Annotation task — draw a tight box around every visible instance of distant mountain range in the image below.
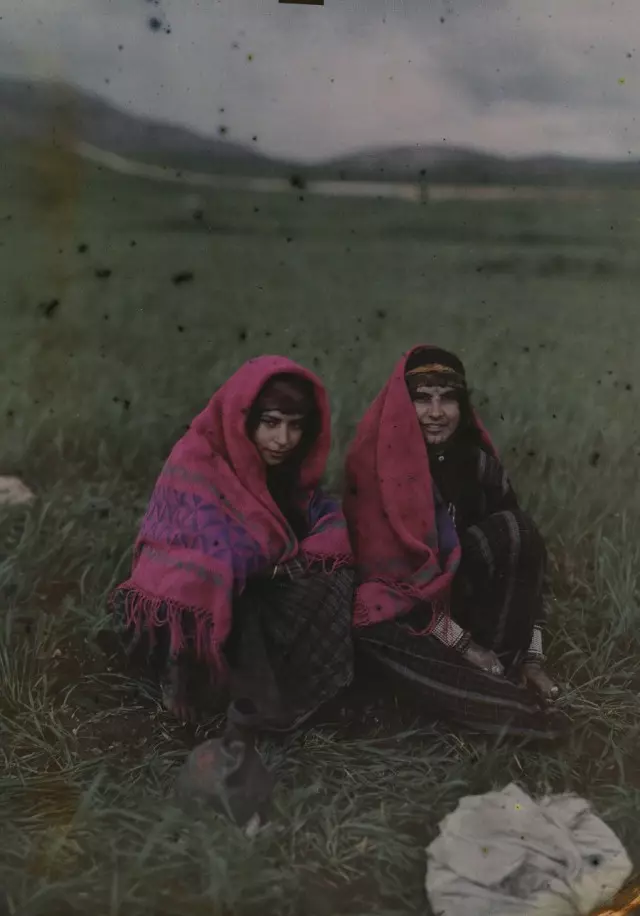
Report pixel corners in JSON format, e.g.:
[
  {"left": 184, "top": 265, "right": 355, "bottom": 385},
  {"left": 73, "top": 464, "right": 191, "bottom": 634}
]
[{"left": 2, "top": 76, "right": 640, "bottom": 187}]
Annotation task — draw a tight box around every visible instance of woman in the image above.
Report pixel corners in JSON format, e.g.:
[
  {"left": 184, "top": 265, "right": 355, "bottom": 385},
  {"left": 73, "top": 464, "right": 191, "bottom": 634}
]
[
  {"left": 111, "top": 356, "right": 354, "bottom": 730},
  {"left": 343, "top": 345, "right": 561, "bottom": 739}
]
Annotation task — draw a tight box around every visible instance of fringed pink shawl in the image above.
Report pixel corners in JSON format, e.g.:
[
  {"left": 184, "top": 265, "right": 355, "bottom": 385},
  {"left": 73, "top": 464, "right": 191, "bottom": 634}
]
[
  {"left": 343, "top": 345, "right": 494, "bottom": 628},
  {"left": 113, "top": 356, "right": 352, "bottom": 671}
]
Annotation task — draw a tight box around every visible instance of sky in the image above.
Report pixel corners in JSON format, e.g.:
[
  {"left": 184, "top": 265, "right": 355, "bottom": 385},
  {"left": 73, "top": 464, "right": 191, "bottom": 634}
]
[{"left": 0, "top": 0, "right": 638, "bottom": 162}]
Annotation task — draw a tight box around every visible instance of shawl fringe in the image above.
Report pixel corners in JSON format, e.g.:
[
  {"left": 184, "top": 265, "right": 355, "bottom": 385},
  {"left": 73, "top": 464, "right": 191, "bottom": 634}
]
[{"left": 111, "top": 583, "right": 228, "bottom": 678}]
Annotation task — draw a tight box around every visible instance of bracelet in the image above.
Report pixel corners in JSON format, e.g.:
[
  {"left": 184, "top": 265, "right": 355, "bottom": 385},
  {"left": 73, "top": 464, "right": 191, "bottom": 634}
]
[
  {"left": 455, "top": 632, "right": 473, "bottom": 654},
  {"left": 526, "top": 625, "right": 545, "bottom": 662}
]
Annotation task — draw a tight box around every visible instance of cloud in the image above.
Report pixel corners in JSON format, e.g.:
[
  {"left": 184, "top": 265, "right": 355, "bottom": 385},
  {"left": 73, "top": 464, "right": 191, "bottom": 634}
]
[{"left": 0, "top": 0, "right": 639, "bottom": 160}]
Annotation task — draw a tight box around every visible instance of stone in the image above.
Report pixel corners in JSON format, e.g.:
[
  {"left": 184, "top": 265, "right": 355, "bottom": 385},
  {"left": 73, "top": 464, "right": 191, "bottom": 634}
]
[{"left": 0, "top": 477, "right": 35, "bottom": 506}]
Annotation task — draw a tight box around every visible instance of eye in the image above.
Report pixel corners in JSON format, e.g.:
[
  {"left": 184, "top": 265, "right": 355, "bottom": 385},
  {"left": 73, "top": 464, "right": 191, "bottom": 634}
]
[
  {"left": 262, "top": 417, "right": 279, "bottom": 429},
  {"left": 290, "top": 421, "right": 303, "bottom": 432}
]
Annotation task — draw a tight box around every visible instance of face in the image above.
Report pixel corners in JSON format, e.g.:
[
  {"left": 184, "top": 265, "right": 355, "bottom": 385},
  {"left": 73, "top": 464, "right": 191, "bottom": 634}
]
[
  {"left": 412, "top": 386, "right": 461, "bottom": 445},
  {"left": 253, "top": 410, "right": 306, "bottom": 466}
]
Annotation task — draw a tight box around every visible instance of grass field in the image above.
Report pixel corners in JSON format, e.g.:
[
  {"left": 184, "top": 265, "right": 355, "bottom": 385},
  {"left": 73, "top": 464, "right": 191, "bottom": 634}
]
[{"left": 3, "top": 144, "right": 640, "bottom": 914}]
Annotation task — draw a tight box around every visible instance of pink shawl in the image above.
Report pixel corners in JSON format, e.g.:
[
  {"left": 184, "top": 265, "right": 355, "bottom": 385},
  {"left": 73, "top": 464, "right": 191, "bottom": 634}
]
[
  {"left": 113, "top": 356, "right": 352, "bottom": 670},
  {"left": 343, "top": 345, "right": 494, "bottom": 628}
]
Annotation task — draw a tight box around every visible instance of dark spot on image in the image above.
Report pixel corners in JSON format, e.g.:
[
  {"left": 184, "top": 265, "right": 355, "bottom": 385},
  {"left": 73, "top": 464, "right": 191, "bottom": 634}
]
[
  {"left": 95, "top": 268, "right": 112, "bottom": 279},
  {"left": 172, "top": 271, "right": 194, "bottom": 285},
  {"left": 192, "top": 209, "right": 204, "bottom": 221},
  {"left": 218, "top": 125, "right": 228, "bottom": 136},
  {"left": 289, "top": 174, "right": 306, "bottom": 190},
  {"left": 177, "top": 325, "right": 185, "bottom": 333},
  {"left": 130, "top": 240, "right": 137, "bottom": 247},
  {"left": 589, "top": 451, "right": 601, "bottom": 468},
  {"left": 626, "top": 383, "right": 633, "bottom": 391},
  {"left": 77, "top": 243, "right": 89, "bottom": 254},
  {"left": 103, "top": 314, "right": 110, "bottom": 321},
  {"left": 39, "top": 299, "right": 60, "bottom": 318},
  {"left": 238, "top": 328, "right": 248, "bottom": 342},
  {"left": 254, "top": 207, "right": 260, "bottom": 213},
  {"left": 286, "top": 237, "right": 293, "bottom": 243},
  {"left": 148, "top": 16, "right": 163, "bottom": 31},
  {"left": 376, "top": 309, "right": 387, "bottom": 319}
]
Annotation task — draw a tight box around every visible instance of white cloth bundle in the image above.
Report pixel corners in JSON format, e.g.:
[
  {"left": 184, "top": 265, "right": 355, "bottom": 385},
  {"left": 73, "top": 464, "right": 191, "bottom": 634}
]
[{"left": 426, "top": 783, "right": 632, "bottom": 916}]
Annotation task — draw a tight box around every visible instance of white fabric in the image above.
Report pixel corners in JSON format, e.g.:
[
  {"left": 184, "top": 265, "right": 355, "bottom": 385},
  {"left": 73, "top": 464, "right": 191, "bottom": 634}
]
[{"left": 426, "top": 783, "right": 632, "bottom": 916}]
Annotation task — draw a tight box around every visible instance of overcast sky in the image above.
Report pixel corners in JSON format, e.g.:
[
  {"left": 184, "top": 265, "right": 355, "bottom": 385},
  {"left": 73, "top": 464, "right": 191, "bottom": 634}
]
[{"left": 0, "top": 0, "right": 638, "bottom": 162}]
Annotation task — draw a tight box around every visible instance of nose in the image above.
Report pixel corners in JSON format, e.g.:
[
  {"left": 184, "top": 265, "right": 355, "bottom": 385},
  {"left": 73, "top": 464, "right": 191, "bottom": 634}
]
[
  {"left": 427, "top": 396, "right": 443, "bottom": 418},
  {"left": 274, "top": 424, "right": 289, "bottom": 447}
]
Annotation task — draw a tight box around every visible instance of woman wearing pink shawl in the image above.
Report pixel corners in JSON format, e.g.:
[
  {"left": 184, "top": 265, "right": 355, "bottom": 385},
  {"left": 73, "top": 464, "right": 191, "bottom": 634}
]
[
  {"left": 111, "top": 356, "right": 354, "bottom": 729},
  {"left": 344, "top": 346, "right": 562, "bottom": 739}
]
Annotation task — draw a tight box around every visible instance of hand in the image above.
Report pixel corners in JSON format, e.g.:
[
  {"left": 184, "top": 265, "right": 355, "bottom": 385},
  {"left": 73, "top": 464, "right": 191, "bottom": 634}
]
[
  {"left": 522, "top": 661, "right": 560, "bottom": 703},
  {"left": 462, "top": 641, "right": 504, "bottom": 676}
]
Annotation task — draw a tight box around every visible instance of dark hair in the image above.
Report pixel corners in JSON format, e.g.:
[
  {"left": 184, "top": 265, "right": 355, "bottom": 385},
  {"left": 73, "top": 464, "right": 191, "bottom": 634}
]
[
  {"left": 246, "top": 373, "right": 320, "bottom": 463},
  {"left": 246, "top": 373, "right": 319, "bottom": 539},
  {"left": 405, "top": 346, "right": 466, "bottom": 378}
]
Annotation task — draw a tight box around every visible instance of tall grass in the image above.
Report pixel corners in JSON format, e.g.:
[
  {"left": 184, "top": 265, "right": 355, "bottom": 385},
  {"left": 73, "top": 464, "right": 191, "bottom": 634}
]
[{"left": 2, "top": 156, "right": 640, "bottom": 913}]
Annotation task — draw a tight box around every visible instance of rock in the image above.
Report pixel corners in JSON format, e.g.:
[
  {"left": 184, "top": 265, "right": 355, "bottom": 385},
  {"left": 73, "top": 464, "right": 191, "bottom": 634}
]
[{"left": 0, "top": 477, "right": 35, "bottom": 506}]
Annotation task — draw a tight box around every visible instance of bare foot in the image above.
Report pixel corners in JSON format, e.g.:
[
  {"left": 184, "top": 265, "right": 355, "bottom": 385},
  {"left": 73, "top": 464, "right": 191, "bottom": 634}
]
[
  {"left": 161, "top": 659, "right": 198, "bottom": 724},
  {"left": 522, "top": 662, "right": 560, "bottom": 704}
]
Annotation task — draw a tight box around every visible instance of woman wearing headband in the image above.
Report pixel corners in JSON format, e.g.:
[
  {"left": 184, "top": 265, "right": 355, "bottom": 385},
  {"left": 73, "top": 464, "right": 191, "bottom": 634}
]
[{"left": 344, "top": 345, "right": 561, "bottom": 738}]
